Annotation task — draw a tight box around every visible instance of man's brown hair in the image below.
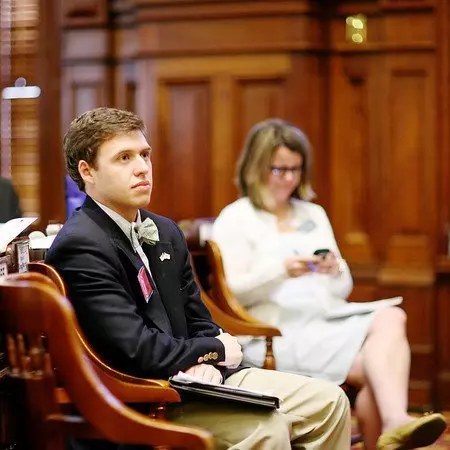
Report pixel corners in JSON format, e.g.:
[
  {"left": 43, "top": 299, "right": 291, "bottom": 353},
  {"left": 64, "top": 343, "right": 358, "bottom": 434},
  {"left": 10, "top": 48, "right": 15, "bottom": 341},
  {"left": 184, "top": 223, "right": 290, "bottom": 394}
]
[{"left": 64, "top": 107, "right": 146, "bottom": 191}]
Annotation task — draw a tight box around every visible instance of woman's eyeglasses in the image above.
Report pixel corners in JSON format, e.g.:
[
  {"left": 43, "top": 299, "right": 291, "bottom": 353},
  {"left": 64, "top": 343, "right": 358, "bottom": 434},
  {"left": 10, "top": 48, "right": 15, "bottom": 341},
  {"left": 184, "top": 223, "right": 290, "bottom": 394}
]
[{"left": 270, "top": 166, "right": 302, "bottom": 177}]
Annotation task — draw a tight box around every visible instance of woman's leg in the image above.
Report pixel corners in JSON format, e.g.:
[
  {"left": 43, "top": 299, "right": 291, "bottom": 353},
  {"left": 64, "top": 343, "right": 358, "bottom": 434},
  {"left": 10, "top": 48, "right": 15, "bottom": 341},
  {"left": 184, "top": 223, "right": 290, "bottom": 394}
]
[
  {"left": 346, "top": 353, "right": 381, "bottom": 450},
  {"left": 358, "top": 306, "right": 412, "bottom": 431},
  {"left": 347, "top": 307, "right": 411, "bottom": 446},
  {"left": 355, "top": 386, "right": 382, "bottom": 450},
  {"left": 348, "top": 306, "right": 446, "bottom": 448}
]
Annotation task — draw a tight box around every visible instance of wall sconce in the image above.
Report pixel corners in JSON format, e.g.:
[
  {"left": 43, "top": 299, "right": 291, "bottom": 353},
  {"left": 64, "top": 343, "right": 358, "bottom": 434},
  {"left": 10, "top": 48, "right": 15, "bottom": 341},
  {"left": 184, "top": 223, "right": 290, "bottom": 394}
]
[
  {"left": 2, "top": 77, "right": 41, "bottom": 100},
  {"left": 346, "top": 14, "right": 367, "bottom": 44}
]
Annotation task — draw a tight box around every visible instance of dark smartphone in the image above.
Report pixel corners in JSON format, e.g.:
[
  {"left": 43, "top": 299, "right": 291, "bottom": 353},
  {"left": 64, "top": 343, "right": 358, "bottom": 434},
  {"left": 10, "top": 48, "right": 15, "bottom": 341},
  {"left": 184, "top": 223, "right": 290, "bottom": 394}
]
[{"left": 313, "top": 248, "right": 330, "bottom": 258}]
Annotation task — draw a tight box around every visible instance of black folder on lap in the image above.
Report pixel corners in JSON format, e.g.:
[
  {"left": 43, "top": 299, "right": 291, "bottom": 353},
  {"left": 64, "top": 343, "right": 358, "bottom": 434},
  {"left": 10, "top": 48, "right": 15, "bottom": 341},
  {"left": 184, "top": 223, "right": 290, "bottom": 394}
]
[{"left": 169, "top": 375, "right": 280, "bottom": 409}]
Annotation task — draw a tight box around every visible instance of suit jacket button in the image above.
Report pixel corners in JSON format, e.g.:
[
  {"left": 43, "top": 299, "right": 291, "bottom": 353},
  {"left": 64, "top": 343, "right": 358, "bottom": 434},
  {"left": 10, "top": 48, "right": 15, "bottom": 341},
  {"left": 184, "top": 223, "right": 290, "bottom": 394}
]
[
  {"left": 212, "top": 352, "right": 218, "bottom": 360},
  {"left": 204, "top": 354, "right": 209, "bottom": 361}
]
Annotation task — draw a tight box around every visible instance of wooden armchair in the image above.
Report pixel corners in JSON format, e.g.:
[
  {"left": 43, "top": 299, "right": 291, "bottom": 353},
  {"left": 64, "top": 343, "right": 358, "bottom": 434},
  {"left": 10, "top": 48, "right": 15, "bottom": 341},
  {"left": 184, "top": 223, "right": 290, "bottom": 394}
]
[
  {"left": 179, "top": 218, "right": 281, "bottom": 370},
  {"left": 203, "top": 240, "right": 282, "bottom": 370},
  {"left": 25, "top": 264, "right": 177, "bottom": 406},
  {"left": 28, "top": 259, "right": 280, "bottom": 375},
  {"left": 0, "top": 277, "right": 213, "bottom": 450}
]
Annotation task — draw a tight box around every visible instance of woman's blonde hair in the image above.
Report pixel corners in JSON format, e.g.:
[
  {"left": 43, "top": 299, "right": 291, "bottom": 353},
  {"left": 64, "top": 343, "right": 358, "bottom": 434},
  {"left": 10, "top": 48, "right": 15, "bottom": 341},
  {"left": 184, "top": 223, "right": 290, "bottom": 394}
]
[{"left": 236, "top": 118, "right": 315, "bottom": 210}]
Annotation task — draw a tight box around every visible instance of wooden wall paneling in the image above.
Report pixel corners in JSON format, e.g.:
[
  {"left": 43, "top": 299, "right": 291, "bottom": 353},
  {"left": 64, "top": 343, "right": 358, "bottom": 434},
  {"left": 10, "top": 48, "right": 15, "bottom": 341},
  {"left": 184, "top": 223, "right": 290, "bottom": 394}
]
[
  {"left": 62, "top": 0, "right": 108, "bottom": 28},
  {"left": 151, "top": 79, "right": 212, "bottom": 220},
  {"left": 435, "top": 0, "right": 450, "bottom": 411},
  {"left": 378, "top": 52, "right": 436, "bottom": 278},
  {"left": 140, "top": 54, "right": 293, "bottom": 219},
  {"left": 133, "top": 0, "right": 317, "bottom": 19},
  {"left": 331, "top": 7, "right": 434, "bottom": 52},
  {"left": 379, "top": 0, "right": 436, "bottom": 11},
  {"left": 436, "top": 0, "right": 450, "bottom": 257},
  {"left": 38, "top": 0, "right": 65, "bottom": 225},
  {"left": 376, "top": 9, "right": 438, "bottom": 411},
  {"left": 233, "top": 76, "right": 287, "bottom": 163},
  {"left": 113, "top": 25, "right": 139, "bottom": 110},
  {"left": 328, "top": 2, "right": 438, "bottom": 408},
  {"left": 131, "top": 0, "right": 322, "bottom": 217},
  {"left": 62, "top": 25, "right": 113, "bottom": 129},
  {"left": 62, "top": 65, "right": 113, "bottom": 133},
  {"left": 113, "top": 63, "right": 137, "bottom": 111},
  {"left": 285, "top": 54, "right": 329, "bottom": 208},
  {"left": 436, "top": 270, "right": 450, "bottom": 409},
  {"left": 348, "top": 280, "right": 379, "bottom": 302},
  {"left": 378, "top": 285, "right": 436, "bottom": 408},
  {"left": 136, "top": 4, "right": 321, "bottom": 57},
  {"left": 63, "top": 29, "right": 111, "bottom": 61},
  {"left": 150, "top": 55, "right": 293, "bottom": 81},
  {"left": 220, "top": 74, "right": 290, "bottom": 212},
  {"left": 136, "top": 59, "right": 158, "bottom": 148},
  {"left": 211, "top": 74, "right": 235, "bottom": 214},
  {"left": 329, "top": 54, "right": 381, "bottom": 269}
]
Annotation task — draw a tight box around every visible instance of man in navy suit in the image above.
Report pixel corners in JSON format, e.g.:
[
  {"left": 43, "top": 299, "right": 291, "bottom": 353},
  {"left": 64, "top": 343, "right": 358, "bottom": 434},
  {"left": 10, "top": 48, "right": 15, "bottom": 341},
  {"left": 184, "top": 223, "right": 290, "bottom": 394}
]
[
  {"left": 46, "top": 107, "right": 350, "bottom": 450},
  {"left": 0, "top": 176, "right": 22, "bottom": 223}
]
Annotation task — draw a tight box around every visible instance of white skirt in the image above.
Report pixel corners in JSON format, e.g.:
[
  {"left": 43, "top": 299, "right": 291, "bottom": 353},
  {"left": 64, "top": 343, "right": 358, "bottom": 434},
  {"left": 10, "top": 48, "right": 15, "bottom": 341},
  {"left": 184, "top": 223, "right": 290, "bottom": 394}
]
[{"left": 242, "top": 278, "right": 377, "bottom": 385}]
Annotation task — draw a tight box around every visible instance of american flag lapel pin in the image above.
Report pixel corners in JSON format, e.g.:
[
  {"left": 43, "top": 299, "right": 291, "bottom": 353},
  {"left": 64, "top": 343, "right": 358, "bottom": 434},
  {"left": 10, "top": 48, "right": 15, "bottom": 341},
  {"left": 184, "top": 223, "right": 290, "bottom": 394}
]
[{"left": 159, "top": 252, "right": 170, "bottom": 262}]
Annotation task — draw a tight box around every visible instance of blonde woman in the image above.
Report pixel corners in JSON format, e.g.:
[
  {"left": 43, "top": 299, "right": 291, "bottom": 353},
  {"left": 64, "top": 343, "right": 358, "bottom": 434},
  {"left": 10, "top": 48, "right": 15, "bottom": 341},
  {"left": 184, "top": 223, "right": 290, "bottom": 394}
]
[{"left": 212, "top": 118, "right": 446, "bottom": 450}]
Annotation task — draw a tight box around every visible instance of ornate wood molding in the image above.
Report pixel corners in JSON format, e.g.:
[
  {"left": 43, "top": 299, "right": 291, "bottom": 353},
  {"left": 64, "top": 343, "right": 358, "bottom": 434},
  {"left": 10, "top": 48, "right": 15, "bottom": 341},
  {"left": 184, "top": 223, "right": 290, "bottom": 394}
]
[{"left": 62, "top": 0, "right": 108, "bottom": 27}]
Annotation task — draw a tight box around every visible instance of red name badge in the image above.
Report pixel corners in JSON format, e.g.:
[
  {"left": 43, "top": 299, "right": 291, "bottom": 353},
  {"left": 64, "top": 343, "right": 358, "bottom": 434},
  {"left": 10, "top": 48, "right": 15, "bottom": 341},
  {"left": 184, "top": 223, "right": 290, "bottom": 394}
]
[{"left": 137, "top": 266, "right": 153, "bottom": 302}]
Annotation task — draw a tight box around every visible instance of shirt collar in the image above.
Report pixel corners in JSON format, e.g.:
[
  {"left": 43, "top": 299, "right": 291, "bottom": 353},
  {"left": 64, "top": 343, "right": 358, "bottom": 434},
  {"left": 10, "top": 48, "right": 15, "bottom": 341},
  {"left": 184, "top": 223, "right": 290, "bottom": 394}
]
[{"left": 93, "top": 199, "right": 142, "bottom": 247}]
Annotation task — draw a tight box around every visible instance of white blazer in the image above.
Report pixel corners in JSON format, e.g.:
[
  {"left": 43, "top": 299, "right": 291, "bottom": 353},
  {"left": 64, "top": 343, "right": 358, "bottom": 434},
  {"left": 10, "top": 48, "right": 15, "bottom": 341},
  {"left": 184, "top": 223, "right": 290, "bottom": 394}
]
[{"left": 212, "top": 197, "right": 353, "bottom": 326}]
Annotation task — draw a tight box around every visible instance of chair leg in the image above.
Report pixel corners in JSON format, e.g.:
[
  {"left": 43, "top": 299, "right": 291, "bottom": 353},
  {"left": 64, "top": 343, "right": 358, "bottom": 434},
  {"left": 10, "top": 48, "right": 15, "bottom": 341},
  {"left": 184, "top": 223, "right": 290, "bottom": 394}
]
[{"left": 263, "top": 337, "right": 276, "bottom": 370}]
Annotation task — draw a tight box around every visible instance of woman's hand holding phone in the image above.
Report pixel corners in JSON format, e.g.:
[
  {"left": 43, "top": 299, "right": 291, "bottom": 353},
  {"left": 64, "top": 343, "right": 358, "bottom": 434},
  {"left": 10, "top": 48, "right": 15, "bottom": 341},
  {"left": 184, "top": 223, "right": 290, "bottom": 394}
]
[
  {"left": 285, "top": 249, "right": 341, "bottom": 277},
  {"left": 284, "top": 254, "right": 320, "bottom": 277},
  {"left": 312, "top": 249, "right": 340, "bottom": 276}
]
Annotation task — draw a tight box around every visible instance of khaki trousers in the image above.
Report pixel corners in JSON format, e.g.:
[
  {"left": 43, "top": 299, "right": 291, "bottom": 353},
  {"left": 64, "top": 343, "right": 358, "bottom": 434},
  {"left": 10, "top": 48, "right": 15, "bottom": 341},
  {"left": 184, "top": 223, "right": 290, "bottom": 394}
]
[{"left": 167, "top": 368, "right": 351, "bottom": 449}]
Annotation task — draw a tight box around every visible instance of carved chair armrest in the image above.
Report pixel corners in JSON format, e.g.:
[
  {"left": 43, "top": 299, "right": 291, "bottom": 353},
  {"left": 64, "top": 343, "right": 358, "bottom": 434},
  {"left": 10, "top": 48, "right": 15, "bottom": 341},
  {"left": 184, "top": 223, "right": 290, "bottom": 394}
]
[
  {"left": 94, "top": 370, "right": 181, "bottom": 403},
  {"left": 205, "top": 241, "right": 273, "bottom": 324},
  {"left": 46, "top": 414, "right": 101, "bottom": 440},
  {"left": 202, "top": 292, "right": 281, "bottom": 337},
  {"left": 55, "top": 379, "right": 179, "bottom": 404},
  {"left": 46, "top": 408, "right": 214, "bottom": 449}
]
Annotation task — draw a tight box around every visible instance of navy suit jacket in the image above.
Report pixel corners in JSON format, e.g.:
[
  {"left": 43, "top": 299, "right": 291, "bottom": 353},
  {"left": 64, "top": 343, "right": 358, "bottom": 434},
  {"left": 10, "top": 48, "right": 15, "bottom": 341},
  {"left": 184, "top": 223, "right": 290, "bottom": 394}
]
[
  {"left": 0, "top": 177, "right": 22, "bottom": 223},
  {"left": 46, "top": 196, "right": 241, "bottom": 380}
]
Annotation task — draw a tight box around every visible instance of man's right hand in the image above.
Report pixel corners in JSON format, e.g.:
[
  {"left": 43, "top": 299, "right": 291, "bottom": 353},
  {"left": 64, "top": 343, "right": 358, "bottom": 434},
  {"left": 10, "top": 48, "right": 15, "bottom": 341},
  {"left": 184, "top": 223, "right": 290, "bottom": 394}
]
[{"left": 215, "top": 332, "right": 243, "bottom": 368}]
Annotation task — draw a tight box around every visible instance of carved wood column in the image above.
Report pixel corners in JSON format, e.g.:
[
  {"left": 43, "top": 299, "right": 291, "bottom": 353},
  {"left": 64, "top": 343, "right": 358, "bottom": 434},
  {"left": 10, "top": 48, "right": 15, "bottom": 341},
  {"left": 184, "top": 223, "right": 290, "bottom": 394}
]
[{"left": 38, "top": 0, "right": 65, "bottom": 226}]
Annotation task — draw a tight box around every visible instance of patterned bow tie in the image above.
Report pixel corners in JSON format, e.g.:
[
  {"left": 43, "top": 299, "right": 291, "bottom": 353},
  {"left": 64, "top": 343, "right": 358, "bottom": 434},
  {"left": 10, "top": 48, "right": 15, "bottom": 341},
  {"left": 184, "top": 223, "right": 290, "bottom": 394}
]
[{"left": 132, "top": 218, "right": 159, "bottom": 246}]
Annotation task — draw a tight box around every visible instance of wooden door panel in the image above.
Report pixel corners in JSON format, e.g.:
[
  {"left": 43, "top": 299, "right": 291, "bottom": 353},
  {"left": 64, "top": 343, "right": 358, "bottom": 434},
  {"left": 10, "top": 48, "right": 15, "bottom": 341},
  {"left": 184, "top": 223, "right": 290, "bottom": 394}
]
[
  {"left": 152, "top": 80, "right": 212, "bottom": 220},
  {"left": 329, "top": 54, "right": 381, "bottom": 266}
]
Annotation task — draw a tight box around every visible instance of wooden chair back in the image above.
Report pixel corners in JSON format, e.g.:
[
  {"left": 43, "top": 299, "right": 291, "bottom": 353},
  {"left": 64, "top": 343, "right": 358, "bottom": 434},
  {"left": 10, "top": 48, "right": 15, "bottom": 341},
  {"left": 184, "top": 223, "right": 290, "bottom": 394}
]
[
  {"left": 205, "top": 241, "right": 262, "bottom": 323},
  {"left": 204, "top": 240, "right": 281, "bottom": 370},
  {"left": 179, "top": 218, "right": 281, "bottom": 370},
  {"left": 28, "top": 261, "right": 66, "bottom": 295},
  {"left": 25, "top": 264, "right": 179, "bottom": 402},
  {"left": 0, "top": 277, "right": 213, "bottom": 449},
  {"left": 190, "top": 259, "right": 280, "bottom": 337}
]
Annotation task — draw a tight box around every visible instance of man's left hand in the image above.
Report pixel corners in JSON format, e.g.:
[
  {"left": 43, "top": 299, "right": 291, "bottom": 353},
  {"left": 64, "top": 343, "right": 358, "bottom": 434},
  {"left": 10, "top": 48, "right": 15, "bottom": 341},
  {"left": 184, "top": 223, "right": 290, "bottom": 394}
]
[{"left": 185, "top": 364, "right": 223, "bottom": 384}]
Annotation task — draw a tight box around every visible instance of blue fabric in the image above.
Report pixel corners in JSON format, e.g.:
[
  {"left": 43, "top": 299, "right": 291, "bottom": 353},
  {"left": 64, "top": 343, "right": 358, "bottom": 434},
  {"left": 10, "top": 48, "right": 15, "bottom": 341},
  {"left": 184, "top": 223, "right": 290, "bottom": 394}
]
[{"left": 66, "top": 175, "right": 86, "bottom": 218}]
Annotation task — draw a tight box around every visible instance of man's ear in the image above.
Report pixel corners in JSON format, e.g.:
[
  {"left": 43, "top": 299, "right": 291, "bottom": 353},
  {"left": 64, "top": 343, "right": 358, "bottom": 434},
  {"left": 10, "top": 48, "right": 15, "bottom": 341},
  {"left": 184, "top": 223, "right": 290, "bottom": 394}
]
[{"left": 78, "top": 160, "right": 95, "bottom": 187}]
